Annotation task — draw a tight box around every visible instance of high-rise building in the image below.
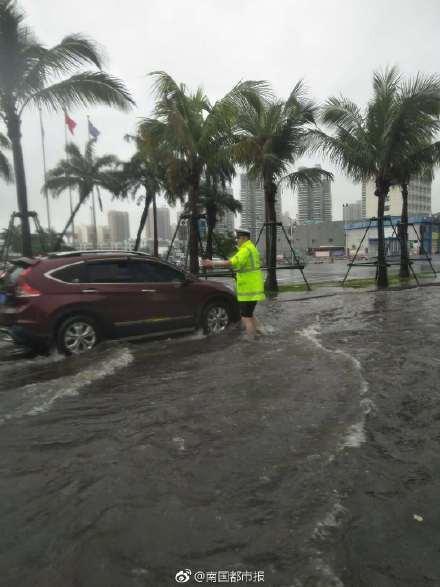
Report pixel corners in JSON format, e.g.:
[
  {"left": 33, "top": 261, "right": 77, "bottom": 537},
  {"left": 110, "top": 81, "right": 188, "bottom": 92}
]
[
  {"left": 342, "top": 201, "right": 362, "bottom": 222},
  {"left": 239, "top": 174, "right": 282, "bottom": 250},
  {"left": 361, "top": 182, "right": 367, "bottom": 218},
  {"left": 215, "top": 187, "right": 237, "bottom": 236},
  {"left": 145, "top": 207, "right": 171, "bottom": 240},
  {"left": 364, "top": 176, "right": 431, "bottom": 218},
  {"left": 107, "top": 210, "right": 130, "bottom": 245},
  {"left": 215, "top": 209, "right": 235, "bottom": 235},
  {"left": 76, "top": 224, "right": 96, "bottom": 246},
  {"left": 97, "top": 225, "right": 111, "bottom": 247},
  {"left": 297, "top": 165, "right": 332, "bottom": 223},
  {"left": 281, "top": 212, "right": 293, "bottom": 228}
]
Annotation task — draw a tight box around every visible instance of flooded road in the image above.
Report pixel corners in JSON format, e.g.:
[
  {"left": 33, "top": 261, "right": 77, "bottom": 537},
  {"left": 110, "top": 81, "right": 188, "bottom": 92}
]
[{"left": 1, "top": 286, "right": 440, "bottom": 586}]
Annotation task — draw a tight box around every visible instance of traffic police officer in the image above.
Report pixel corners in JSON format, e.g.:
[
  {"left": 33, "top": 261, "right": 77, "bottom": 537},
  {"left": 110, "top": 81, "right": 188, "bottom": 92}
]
[{"left": 201, "top": 228, "right": 265, "bottom": 339}]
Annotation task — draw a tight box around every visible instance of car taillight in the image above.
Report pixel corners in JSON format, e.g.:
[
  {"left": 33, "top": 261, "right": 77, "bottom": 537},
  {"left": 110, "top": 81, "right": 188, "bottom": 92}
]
[{"left": 15, "top": 268, "right": 41, "bottom": 298}]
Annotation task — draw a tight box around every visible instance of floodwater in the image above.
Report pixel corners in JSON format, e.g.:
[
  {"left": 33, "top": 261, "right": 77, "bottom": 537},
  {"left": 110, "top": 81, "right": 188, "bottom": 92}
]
[
  {"left": 1, "top": 285, "right": 440, "bottom": 586},
  {"left": 272, "top": 255, "right": 440, "bottom": 284}
]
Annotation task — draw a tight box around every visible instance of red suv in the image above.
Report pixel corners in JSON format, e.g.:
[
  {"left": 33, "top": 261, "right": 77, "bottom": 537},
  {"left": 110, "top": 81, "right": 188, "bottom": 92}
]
[{"left": 0, "top": 251, "right": 239, "bottom": 355}]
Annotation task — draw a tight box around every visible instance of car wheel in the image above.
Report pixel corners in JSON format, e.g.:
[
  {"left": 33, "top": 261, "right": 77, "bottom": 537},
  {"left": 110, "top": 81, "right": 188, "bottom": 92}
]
[
  {"left": 56, "top": 315, "right": 100, "bottom": 355},
  {"left": 202, "top": 301, "right": 231, "bottom": 335}
]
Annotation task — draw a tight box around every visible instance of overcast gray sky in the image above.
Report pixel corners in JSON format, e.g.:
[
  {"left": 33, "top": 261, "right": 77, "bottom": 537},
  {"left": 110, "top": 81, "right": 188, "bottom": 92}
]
[{"left": 2, "top": 0, "right": 440, "bottom": 235}]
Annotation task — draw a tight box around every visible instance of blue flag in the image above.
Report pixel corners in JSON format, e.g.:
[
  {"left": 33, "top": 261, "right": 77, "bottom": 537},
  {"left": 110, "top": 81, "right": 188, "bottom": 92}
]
[{"left": 88, "top": 119, "right": 100, "bottom": 140}]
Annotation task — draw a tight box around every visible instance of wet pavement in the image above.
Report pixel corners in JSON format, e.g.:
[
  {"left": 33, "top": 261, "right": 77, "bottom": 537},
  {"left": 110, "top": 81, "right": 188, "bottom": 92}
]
[{"left": 1, "top": 285, "right": 440, "bottom": 586}]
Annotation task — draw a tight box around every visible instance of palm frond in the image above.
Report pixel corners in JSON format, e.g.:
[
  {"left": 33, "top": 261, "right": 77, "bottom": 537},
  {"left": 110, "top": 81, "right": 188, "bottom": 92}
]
[
  {"left": 0, "top": 0, "right": 33, "bottom": 90},
  {"left": 21, "top": 70, "right": 134, "bottom": 114},
  {"left": 0, "top": 131, "right": 10, "bottom": 149},
  {"left": 279, "top": 167, "right": 333, "bottom": 190},
  {"left": 373, "top": 66, "right": 401, "bottom": 98},
  {"left": 308, "top": 128, "right": 375, "bottom": 182},
  {"left": 44, "top": 174, "right": 82, "bottom": 197},
  {"left": 149, "top": 70, "right": 183, "bottom": 101},
  {"left": 65, "top": 141, "right": 83, "bottom": 162},
  {"left": 94, "top": 153, "right": 120, "bottom": 170},
  {"left": 0, "top": 148, "right": 12, "bottom": 181},
  {"left": 84, "top": 138, "right": 96, "bottom": 163},
  {"left": 19, "top": 34, "right": 104, "bottom": 97},
  {"left": 43, "top": 34, "right": 103, "bottom": 71},
  {"left": 320, "top": 96, "right": 364, "bottom": 133}
]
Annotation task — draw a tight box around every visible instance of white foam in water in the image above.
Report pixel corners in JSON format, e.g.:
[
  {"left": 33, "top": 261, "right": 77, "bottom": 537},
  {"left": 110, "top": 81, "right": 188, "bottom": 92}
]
[
  {"left": 312, "top": 501, "right": 347, "bottom": 540},
  {"left": 299, "top": 324, "right": 364, "bottom": 585},
  {"left": 299, "top": 319, "right": 374, "bottom": 450},
  {"left": 172, "top": 436, "right": 185, "bottom": 451},
  {"left": 308, "top": 500, "right": 346, "bottom": 586},
  {"left": 311, "top": 558, "right": 344, "bottom": 587},
  {"left": 0, "top": 347, "right": 133, "bottom": 423},
  {"left": 343, "top": 421, "right": 366, "bottom": 448},
  {"left": 0, "top": 349, "right": 65, "bottom": 376}
]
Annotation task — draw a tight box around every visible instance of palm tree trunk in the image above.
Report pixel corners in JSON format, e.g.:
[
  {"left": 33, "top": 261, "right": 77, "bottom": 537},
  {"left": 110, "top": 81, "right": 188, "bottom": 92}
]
[
  {"left": 264, "top": 179, "right": 278, "bottom": 291},
  {"left": 152, "top": 192, "right": 158, "bottom": 257},
  {"left": 7, "top": 112, "right": 32, "bottom": 257},
  {"left": 188, "top": 179, "right": 200, "bottom": 274},
  {"left": 134, "top": 193, "right": 152, "bottom": 251},
  {"left": 55, "top": 193, "right": 87, "bottom": 251},
  {"left": 375, "top": 180, "right": 389, "bottom": 289},
  {"left": 205, "top": 205, "right": 217, "bottom": 259},
  {"left": 399, "top": 183, "right": 410, "bottom": 278}
]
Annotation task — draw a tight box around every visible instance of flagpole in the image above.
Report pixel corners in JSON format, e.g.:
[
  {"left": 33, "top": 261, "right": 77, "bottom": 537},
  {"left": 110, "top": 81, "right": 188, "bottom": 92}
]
[
  {"left": 38, "top": 106, "right": 51, "bottom": 232},
  {"left": 64, "top": 118, "right": 75, "bottom": 246},
  {"left": 87, "top": 115, "right": 98, "bottom": 249}
]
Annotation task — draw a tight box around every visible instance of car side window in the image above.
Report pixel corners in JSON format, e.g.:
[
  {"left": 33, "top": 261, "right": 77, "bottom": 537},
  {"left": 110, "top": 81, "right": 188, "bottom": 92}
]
[
  {"left": 134, "top": 261, "right": 185, "bottom": 283},
  {"left": 52, "top": 263, "right": 86, "bottom": 283},
  {"left": 87, "top": 260, "right": 137, "bottom": 283}
]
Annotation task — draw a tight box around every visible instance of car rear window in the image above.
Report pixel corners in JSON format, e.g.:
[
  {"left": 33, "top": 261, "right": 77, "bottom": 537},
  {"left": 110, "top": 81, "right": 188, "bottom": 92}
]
[
  {"left": 87, "top": 260, "right": 137, "bottom": 283},
  {"left": 133, "top": 261, "right": 185, "bottom": 283},
  {"left": 52, "top": 263, "right": 86, "bottom": 283}
]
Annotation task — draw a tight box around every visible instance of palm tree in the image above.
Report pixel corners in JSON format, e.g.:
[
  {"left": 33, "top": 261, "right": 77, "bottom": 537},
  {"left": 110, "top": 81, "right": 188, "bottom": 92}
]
[
  {"left": 139, "top": 71, "right": 266, "bottom": 274},
  {"left": 395, "top": 154, "right": 439, "bottom": 278},
  {"left": 44, "top": 140, "right": 119, "bottom": 249},
  {"left": 314, "top": 67, "right": 440, "bottom": 288},
  {"left": 0, "top": 131, "right": 12, "bottom": 182},
  {"left": 390, "top": 75, "right": 440, "bottom": 277},
  {"left": 199, "top": 181, "right": 241, "bottom": 259},
  {"left": 111, "top": 152, "right": 165, "bottom": 253},
  {"left": 0, "top": 0, "right": 134, "bottom": 257},
  {"left": 233, "top": 81, "right": 333, "bottom": 291}
]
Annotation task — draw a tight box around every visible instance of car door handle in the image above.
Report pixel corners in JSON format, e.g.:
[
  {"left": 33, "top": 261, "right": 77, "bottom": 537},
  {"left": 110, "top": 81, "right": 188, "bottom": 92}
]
[
  {"left": 141, "top": 289, "right": 157, "bottom": 293},
  {"left": 81, "top": 289, "right": 98, "bottom": 293}
]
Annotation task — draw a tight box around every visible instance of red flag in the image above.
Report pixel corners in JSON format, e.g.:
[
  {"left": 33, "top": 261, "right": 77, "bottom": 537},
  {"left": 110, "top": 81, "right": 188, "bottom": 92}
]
[{"left": 64, "top": 112, "right": 77, "bottom": 135}]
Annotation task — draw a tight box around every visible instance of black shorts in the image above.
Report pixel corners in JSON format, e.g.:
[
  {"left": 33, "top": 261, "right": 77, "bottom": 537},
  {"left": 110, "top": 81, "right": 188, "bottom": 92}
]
[{"left": 239, "top": 301, "right": 257, "bottom": 318}]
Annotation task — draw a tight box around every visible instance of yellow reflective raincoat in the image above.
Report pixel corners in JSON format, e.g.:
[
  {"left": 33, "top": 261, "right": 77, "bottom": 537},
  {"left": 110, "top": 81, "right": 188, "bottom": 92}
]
[{"left": 229, "top": 240, "right": 266, "bottom": 302}]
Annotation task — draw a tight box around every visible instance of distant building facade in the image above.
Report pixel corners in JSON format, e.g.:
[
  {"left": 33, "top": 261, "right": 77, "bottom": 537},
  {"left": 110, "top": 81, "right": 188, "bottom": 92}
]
[
  {"left": 97, "top": 225, "right": 111, "bottom": 247},
  {"left": 240, "top": 174, "right": 265, "bottom": 242},
  {"left": 363, "top": 176, "right": 431, "bottom": 218},
  {"left": 345, "top": 216, "right": 438, "bottom": 257},
  {"left": 239, "top": 173, "right": 282, "bottom": 255},
  {"left": 361, "top": 181, "right": 367, "bottom": 218},
  {"left": 215, "top": 209, "right": 235, "bottom": 236},
  {"left": 107, "top": 210, "right": 130, "bottom": 244},
  {"left": 290, "top": 220, "right": 345, "bottom": 256},
  {"left": 145, "top": 207, "right": 171, "bottom": 241},
  {"left": 77, "top": 224, "right": 96, "bottom": 246},
  {"left": 342, "top": 201, "right": 363, "bottom": 222},
  {"left": 297, "top": 165, "right": 332, "bottom": 223},
  {"left": 214, "top": 185, "right": 236, "bottom": 236}
]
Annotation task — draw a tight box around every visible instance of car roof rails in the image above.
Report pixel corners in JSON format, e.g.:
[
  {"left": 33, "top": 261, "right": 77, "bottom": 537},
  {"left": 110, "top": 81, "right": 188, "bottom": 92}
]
[{"left": 47, "top": 250, "right": 154, "bottom": 259}]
